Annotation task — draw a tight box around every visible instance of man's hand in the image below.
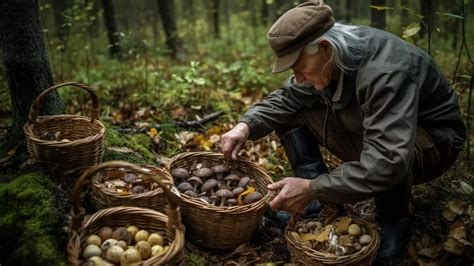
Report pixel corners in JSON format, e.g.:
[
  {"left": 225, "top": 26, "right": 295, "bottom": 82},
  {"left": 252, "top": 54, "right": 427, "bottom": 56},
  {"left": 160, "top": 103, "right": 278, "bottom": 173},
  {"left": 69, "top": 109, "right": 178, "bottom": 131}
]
[
  {"left": 267, "top": 177, "right": 312, "bottom": 213},
  {"left": 220, "top": 122, "right": 250, "bottom": 161}
]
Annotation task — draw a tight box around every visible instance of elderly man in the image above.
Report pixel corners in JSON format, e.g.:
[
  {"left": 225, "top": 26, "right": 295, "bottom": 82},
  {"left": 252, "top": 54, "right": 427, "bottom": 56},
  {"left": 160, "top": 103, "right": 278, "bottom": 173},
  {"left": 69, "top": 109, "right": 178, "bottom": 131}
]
[{"left": 220, "top": 1, "right": 465, "bottom": 258}]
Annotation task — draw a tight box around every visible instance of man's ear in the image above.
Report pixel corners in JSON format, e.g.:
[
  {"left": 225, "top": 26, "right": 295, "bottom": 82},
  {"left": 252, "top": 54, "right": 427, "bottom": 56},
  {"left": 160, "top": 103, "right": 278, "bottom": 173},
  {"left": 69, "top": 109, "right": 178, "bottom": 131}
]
[{"left": 319, "top": 40, "right": 331, "bottom": 53}]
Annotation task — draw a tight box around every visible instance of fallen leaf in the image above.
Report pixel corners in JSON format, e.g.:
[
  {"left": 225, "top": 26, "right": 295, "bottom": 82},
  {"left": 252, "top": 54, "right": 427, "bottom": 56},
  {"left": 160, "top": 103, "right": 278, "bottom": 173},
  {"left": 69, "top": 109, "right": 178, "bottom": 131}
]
[
  {"left": 334, "top": 216, "right": 352, "bottom": 234},
  {"left": 300, "top": 233, "right": 319, "bottom": 241},
  {"left": 237, "top": 187, "right": 256, "bottom": 205},
  {"left": 447, "top": 199, "right": 464, "bottom": 215},
  {"left": 315, "top": 225, "right": 333, "bottom": 242},
  {"left": 448, "top": 220, "right": 466, "bottom": 241},
  {"left": 147, "top": 127, "right": 159, "bottom": 139},
  {"left": 444, "top": 238, "right": 464, "bottom": 255}
]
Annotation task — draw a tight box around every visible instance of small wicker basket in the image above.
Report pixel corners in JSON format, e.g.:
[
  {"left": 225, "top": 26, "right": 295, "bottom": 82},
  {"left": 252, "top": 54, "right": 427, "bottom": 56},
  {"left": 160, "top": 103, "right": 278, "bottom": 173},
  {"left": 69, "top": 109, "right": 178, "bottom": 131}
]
[
  {"left": 68, "top": 161, "right": 185, "bottom": 265},
  {"left": 91, "top": 163, "right": 173, "bottom": 212},
  {"left": 167, "top": 151, "right": 274, "bottom": 250},
  {"left": 285, "top": 216, "right": 380, "bottom": 265},
  {"left": 23, "top": 81, "right": 105, "bottom": 175}
]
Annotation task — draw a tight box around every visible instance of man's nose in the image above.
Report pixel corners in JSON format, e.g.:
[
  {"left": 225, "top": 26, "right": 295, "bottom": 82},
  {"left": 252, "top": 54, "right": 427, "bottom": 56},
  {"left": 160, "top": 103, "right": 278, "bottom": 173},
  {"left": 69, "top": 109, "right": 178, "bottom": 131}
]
[{"left": 294, "top": 72, "right": 305, "bottom": 83}]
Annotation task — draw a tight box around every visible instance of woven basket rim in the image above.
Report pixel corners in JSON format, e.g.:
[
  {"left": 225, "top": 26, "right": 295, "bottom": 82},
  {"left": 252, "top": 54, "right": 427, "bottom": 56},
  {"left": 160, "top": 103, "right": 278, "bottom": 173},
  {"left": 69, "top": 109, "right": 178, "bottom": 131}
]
[
  {"left": 24, "top": 114, "right": 105, "bottom": 145},
  {"left": 91, "top": 164, "right": 172, "bottom": 199},
  {"left": 167, "top": 151, "right": 273, "bottom": 213},
  {"left": 285, "top": 215, "right": 380, "bottom": 263}
]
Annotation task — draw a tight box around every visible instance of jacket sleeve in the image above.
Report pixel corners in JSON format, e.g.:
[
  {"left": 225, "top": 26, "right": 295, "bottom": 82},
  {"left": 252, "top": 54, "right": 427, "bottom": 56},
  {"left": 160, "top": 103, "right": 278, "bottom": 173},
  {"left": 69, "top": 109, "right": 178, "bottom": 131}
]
[
  {"left": 309, "top": 69, "right": 419, "bottom": 204},
  {"left": 240, "top": 77, "right": 319, "bottom": 140}
]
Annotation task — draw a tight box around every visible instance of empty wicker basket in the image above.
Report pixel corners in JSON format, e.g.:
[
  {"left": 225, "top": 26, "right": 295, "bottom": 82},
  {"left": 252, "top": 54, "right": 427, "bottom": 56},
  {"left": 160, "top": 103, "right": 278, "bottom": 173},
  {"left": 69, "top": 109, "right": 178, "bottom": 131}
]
[
  {"left": 68, "top": 161, "right": 185, "bottom": 265},
  {"left": 91, "top": 163, "right": 173, "bottom": 212},
  {"left": 23, "top": 81, "right": 105, "bottom": 175},
  {"left": 285, "top": 216, "right": 380, "bottom": 265},
  {"left": 167, "top": 151, "right": 273, "bottom": 250}
]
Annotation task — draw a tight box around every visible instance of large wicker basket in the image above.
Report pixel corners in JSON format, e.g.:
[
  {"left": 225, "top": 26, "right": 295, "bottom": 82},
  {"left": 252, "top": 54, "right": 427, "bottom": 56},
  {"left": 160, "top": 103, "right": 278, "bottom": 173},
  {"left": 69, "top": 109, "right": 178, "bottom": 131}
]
[
  {"left": 167, "top": 151, "right": 274, "bottom": 250},
  {"left": 91, "top": 163, "right": 173, "bottom": 212},
  {"left": 23, "top": 81, "right": 105, "bottom": 175},
  {"left": 285, "top": 216, "right": 380, "bottom": 265},
  {"left": 68, "top": 161, "right": 185, "bottom": 265}
]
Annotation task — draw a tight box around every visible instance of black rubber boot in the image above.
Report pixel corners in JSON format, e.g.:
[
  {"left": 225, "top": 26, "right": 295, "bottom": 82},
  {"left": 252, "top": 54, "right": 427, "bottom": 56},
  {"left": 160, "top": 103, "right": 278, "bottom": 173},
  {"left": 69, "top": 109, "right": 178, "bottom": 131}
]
[
  {"left": 377, "top": 217, "right": 410, "bottom": 258},
  {"left": 267, "top": 126, "right": 329, "bottom": 229}
]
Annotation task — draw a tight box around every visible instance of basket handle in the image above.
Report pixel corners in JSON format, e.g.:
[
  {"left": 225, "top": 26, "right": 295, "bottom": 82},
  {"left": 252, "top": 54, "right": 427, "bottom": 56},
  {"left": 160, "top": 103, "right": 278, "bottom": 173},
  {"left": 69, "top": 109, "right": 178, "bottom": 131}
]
[
  {"left": 71, "top": 161, "right": 181, "bottom": 232},
  {"left": 28, "top": 81, "right": 100, "bottom": 123}
]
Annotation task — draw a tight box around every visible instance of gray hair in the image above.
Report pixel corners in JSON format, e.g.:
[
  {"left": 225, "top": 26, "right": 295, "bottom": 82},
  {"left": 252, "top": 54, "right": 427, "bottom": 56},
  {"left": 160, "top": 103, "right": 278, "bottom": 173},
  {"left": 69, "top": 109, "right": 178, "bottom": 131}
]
[{"left": 305, "top": 23, "right": 368, "bottom": 73}]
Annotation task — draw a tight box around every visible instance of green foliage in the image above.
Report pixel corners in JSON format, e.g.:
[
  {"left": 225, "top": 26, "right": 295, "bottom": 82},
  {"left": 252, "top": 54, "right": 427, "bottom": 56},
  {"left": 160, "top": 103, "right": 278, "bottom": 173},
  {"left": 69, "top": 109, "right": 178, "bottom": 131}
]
[
  {"left": 184, "top": 252, "right": 207, "bottom": 266},
  {"left": 0, "top": 172, "right": 66, "bottom": 266},
  {"left": 104, "top": 126, "right": 156, "bottom": 164}
]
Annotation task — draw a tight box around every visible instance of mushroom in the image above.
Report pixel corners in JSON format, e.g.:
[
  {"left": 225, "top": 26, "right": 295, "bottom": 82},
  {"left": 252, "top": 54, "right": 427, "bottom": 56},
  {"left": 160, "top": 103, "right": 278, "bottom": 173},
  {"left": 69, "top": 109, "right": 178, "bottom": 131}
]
[
  {"left": 232, "top": 187, "right": 244, "bottom": 197},
  {"left": 200, "top": 178, "right": 218, "bottom": 196},
  {"left": 212, "top": 164, "right": 230, "bottom": 179},
  {"left": 187, "top": 176, "right": 203, "bottom": 192},
  {"left": 209, "top": 195, "right": 219, "bottom": 205},
  {"left": 184, "top": 190, "right": 198, "bottom": 197},
  {"left": 177, "top": 182, "right": 193, "bottom": 192},
  {"left": 131, "top": 185, "right": 145, "bottom": 194},
  {"left": 238, "top": 176, "right": 251, "bottom": 188},
  {"left": 226, "top": 198, "right": 238, "bottom": 206},
  {"left": 199, "top": 195, "right": 210, "bottom": 204},
  {"left": 224, "top": 174, "right": 240, "bottom": 187},
  {"left": 123, "top": 173, "right": 138, "bottom": 183},
  {"left": 194, "top": 167, "right": 214, "bottom": 179},
  {"left": 216, "top": 189, "right": 233, "bottom": 207},
  {"left": 171, "top": 168, "right": 190, "bottom": 181},
  {"left": 243, "top": 191, "right": 263, "bottom": 204},
  {"left": 217, "top": 180, "right": 228, "bottom": 189}
]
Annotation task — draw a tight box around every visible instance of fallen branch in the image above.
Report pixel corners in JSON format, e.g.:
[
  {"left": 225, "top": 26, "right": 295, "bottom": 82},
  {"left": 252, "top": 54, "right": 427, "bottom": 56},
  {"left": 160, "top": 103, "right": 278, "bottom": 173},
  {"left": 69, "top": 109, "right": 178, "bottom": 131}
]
[{"left": 117, "top": 110, "right": 225, "bottom": 134}]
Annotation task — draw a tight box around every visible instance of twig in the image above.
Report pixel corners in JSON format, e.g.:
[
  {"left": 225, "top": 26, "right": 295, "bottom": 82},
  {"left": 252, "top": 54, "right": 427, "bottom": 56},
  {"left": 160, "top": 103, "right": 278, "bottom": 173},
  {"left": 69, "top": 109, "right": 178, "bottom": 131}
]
[{"left": 117, "top": 110, "right": 225, "bottom": 133}]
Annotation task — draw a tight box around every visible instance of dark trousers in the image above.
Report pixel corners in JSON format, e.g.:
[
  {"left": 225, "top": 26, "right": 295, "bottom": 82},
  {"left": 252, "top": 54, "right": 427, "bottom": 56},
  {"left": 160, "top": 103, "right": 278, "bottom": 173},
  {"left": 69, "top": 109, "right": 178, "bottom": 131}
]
[{"left": 278, "top": 109, "right": 463, "bottom": 223}]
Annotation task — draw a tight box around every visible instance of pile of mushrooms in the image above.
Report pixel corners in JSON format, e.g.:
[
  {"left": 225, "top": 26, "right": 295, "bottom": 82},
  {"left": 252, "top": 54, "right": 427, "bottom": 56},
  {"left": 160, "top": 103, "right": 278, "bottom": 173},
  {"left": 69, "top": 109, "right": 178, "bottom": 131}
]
[
  {"left": 289, "top": 216, "right": 373, "bottom": 256},
  {"left": 81, "top": 226, "right": 169, "bottom": 265},
  {"left": 96, "top": 168, "right": 159, "bottom": 195},
  {"left": 171, "top": 163, "right": 263, "bottom": 207}
]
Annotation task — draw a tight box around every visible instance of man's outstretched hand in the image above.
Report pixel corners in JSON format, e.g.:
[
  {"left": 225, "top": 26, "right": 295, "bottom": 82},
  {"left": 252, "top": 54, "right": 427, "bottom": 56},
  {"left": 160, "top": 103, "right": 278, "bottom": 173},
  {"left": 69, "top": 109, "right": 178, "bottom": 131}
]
[
  {"left": 267, "top": 177, "right": 312, "bottom": 214},
  {"left": 220, "top": 122, "right": 250, "bottom": 161}
]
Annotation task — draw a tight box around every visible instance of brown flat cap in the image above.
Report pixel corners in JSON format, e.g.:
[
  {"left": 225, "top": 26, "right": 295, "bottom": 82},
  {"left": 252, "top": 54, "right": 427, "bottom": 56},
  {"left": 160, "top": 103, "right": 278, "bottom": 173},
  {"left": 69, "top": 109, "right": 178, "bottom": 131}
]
[{"left": 267, "top": 1, "right": 335, "bottom": 73}]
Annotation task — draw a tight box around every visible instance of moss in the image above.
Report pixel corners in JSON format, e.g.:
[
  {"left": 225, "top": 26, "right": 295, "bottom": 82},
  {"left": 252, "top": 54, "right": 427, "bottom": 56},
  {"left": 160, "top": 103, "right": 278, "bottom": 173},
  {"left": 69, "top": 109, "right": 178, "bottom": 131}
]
[
  {"left": 104, "top": 127, "right": 156, "bottom": 164},
  {"left": 0, "top": 171, "right": 66, "bottom": 266}
]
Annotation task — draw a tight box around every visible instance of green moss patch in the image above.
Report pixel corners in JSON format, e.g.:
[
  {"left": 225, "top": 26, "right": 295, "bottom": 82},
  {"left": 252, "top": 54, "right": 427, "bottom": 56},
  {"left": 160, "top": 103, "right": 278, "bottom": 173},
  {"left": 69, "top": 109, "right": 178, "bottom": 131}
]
[
  {"left": 0, "top": 171, "right": 66, "bottom": 265},
  {"left": 103, "top": 127, "right": 156, "bottom": 164}
]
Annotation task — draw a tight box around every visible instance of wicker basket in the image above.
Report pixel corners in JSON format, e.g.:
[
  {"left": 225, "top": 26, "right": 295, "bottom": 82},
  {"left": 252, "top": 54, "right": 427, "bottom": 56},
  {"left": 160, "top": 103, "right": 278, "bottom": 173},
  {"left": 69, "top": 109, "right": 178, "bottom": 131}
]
[
  {"left": 91, "top": 163, "right": 173, "bottom": 212},
  {"left": 167, "top": 151, "right": 274, "bottom": 250},
  {"left": 23, "top": 81, "right": 105, "bottom": 175},
  {"left": 285, "top": 216, "right": 380, "bottom": 265},
  {"left": 68, "top": 161, "right": 185, "bottom": 265}
]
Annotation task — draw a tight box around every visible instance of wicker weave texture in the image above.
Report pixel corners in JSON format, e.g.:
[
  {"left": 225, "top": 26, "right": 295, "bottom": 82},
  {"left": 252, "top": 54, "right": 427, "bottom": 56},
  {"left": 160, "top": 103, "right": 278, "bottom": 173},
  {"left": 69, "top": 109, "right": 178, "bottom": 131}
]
[
  {"left": 24, "top": 82, "right": 105, "bottom": 174},
  {"left": 167, "top": 152, "right": 274, "bottom": 250},
  {"left": 285, "top": 216, "right": 380, "bottom": 265},
  {"left": 68, "top": 161, "right": 185, "bottom": 266},
  {"left": 92, "top": 164, "right": 173, "bottom": 212}
]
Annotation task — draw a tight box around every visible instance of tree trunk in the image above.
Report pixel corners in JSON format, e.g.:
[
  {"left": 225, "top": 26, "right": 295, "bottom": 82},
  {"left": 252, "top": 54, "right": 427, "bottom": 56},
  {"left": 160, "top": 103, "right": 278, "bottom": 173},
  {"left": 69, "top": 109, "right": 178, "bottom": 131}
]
[
  {"left": 211, "top": 0, "right": 220, "bottom": 39},
  {"left": 52, "top": 0, "right": 71, "bottom": 43},
  {"left": 85, "top": 0, "right": 100, "bottom": 38},
  {"left": 101, "top": 0, "right": 122, "bottom": 59},
  {"left": 420, "top": 0, "right": 432, "bottom": 38},
  {"left": 157, "top": 0, "right": 180, "bottom": 59},
  {"left": 371, "top": 0, "right": 386, "bottom": 30},
  {"left": 261, "top": 0, "right": 269, "bottom": 26},
  {"left": 344, "top": 0, "right": 352, "bottom": 22},
  {"left": 0, "top": 0, "right": 65, "bottom": 149}
]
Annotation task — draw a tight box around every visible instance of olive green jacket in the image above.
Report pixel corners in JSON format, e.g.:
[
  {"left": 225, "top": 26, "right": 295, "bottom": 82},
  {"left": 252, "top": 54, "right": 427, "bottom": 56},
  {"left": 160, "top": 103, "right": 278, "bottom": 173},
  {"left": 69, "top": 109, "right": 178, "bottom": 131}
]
[{"left": 240, "top": 26, "right": 466, "bottom": 204}]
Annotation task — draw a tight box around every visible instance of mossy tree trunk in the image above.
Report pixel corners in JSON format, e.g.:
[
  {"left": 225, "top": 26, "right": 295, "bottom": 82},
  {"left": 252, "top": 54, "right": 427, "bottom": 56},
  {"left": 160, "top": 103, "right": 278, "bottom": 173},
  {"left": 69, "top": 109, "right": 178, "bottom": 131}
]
[
  {"left": 0, "top": 0, "right": 65, "bottom": 153},
  {"left": 370, "top": 0, "right": 386, "bottom": 30}
]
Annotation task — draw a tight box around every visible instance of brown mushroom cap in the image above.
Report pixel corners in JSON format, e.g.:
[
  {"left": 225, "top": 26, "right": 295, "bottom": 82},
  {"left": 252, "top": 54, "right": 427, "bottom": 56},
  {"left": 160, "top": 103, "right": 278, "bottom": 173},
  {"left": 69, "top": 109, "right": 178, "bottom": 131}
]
[
  {"left": 216, "top": 189, "right": 233, "bottom": 207},
  {"left": 187, "top": 176, "right": 203, "bottom": 191},
  {"left": 212, "top": 164, "right": 230, "bottom": 174},
  {"left": 224, "top": 174, "right": 240, "bottom": 186},
  {"left": 238, "top": 176, "right": 251, "bottom": 188},
  {"left": 200, "top": 178, "right": 218, "bottom": 193},
  {"left": 243, "top": 191, "right": 263, "bottom": 204},
  {"left": 184, "top": 190, "right": 198, "bottom": 197},
  {"left": 123, "top": 173, "right": 138, "bottom": 183},
  {"left": 171, "top": 168, "right": 190, "bottom": 180},
  {"left": 194, "top": 167, "right": 214, "bottom": 179},
  {"left": 177, "top": 182, "right": 193, "bottom": 192},
  {"left": 226, "top": 198, "right": 238, "bottom": 206},
  {"left": 232, "top": 187, "right": 244, "bottom": 197}
]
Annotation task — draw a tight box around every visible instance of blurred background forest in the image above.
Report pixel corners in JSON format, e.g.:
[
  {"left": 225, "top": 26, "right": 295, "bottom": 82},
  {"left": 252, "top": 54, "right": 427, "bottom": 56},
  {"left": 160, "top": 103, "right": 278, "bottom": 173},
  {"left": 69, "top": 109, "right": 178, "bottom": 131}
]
[{"left": 0, "top": 0, "right": 473, "bottom": 265}]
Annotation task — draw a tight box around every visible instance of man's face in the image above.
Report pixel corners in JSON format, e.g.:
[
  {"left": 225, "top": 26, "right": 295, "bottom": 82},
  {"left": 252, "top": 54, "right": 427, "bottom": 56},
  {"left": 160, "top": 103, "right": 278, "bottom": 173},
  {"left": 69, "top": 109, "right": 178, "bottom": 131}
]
[{"left": 291, "top": 42, "right": 336, "bottom": 91}]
